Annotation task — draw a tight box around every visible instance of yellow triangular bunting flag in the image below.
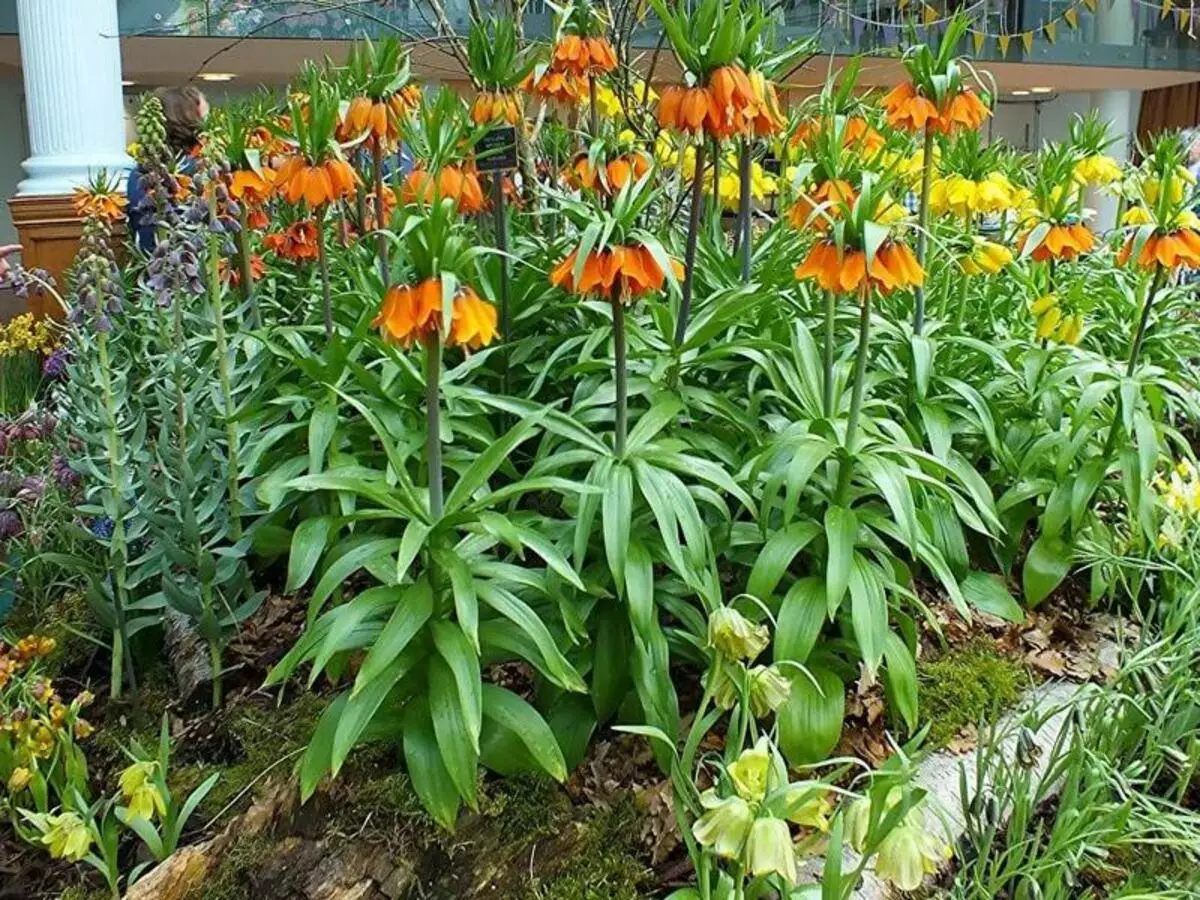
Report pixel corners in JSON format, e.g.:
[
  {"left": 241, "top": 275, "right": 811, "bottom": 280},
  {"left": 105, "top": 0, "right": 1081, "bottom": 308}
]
[
  {"left": 998, "top": 33, "right": 1013, "bottom": 55},
  {"left": 898, "top": 0, "right": 910, "bottom": 10},
  {"left": 1083, "top": 0, "right": 1097, "bottom": 11},
  {"left": 1022, "top": 30, "right": 1034, "bottom": 52},
  {"left": 1162, "top": 0, "right": 1174, "bottom": 18},
  {"left": 1064, "top": 7, "right": 1079, "bottom": 27},
  {"left": 1044, "top": 20, "right": 1057, "bottom": 41},
  {"left": 1180, "top": 8, "right": 1191, "bottom": 29},
  {"left": 973, "top": 30, "right": 986, "bottom": 52},
  {"left": 923, "top": 3, "right": 939, "bottom": 24}
]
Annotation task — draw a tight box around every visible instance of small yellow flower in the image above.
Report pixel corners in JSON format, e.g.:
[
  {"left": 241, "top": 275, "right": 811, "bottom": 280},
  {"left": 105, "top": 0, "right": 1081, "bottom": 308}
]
[
  {"left": 1122, "top": 205, "right": 1153, "bottom": 226},
  {"left": 745, "top": 816, "right": 797, "bottom": 884},
  {"left": 727, "top": 738, "right": 771, "bottom": 802},
  {"left": 782, "top": 783, "right": 832, "bottom": 832},
  {"left": 961, "top": 238, "right": 1013, "bottom": 275},
  {"left": 1029, "top": 294, "right": 1058, "bottom": 316},
  {"left": 692, "top": 789, "right": 754, "bottom": 859},
  {"left": 40, "top": 811, "right": 92, "bottom": 862},
  {"left": 874, "top": 820, "right": 950, "bottom": 891},
  {"left": 119, "top": 760, "right": 166, "bottom": 821},
  {"left": 1035, "top": 305, "right": 1063, "bottom": 340},
  {"left": 7, "top": 766, "right": 32, "bottom": 793}
]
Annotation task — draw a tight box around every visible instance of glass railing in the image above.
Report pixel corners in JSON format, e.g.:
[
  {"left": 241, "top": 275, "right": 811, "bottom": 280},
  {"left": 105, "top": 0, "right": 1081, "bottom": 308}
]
[{"left": 3, "top": 0, "right": 1199, "bottom": 72}]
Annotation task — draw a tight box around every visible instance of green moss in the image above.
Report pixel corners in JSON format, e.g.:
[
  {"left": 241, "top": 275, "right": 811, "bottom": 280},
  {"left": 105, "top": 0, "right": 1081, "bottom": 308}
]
[
  {"left": 169, "top": 693, "right": 329, "bottom": 822},
  {"left": 521, "top": 794, "right": 651, "bottom": 900},
  {"left": 58, "top": 887, "right": 111, "bottom": 900},
  {"left": 484, "top": 773, "right": 565, "bottom": 845},
  {"left": 919, "top": 639, "right": 1030, "bottom": 750},
  {"left": 197, "top": 833, "right": 274, "bottom": 900}
]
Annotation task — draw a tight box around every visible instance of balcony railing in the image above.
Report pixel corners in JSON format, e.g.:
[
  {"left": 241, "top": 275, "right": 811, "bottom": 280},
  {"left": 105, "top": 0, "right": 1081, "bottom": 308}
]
[{"left": 2, "top": 0, "right": 1198, "bottom": 73}]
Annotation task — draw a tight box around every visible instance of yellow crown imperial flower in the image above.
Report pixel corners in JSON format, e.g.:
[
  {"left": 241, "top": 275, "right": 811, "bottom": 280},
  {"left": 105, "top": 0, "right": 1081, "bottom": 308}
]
[
  {"left": 1029, "top": 294, "right": 1058, "bottom": 316},
  {"left": 1122, "top": 205, "right": 1153, "bottom": 226},
  {"left": 1074, "top": 154, "right": 1123, "bottom": 187},
  {"left": 961, "top": 238, "right": 1014, "bottom": 275}
]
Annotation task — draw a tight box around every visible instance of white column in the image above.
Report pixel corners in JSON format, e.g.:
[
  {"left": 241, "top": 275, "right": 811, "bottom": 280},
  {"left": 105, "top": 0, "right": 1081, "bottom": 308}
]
[
  {"left": 15, "top": 0, "right": 133, "bottom": 196},
  {"left": 1088, "top": 89, "right": 1140, "bottom": 233},
  {"left": 1088, "top": 0, "right": 1140, "bottom": 233}
]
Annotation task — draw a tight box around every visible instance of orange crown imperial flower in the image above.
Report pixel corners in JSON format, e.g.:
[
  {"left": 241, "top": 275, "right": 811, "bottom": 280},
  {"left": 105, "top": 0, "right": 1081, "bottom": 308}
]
[
  {"left": 522, "top": 69, "right": 583, "bottom": 104},
  {"left": 788, "top": 180, "right": 858, "bottom": 232},
  {"left": 1018, "top": 223, "right": 1095, "bottom": 262},
  {"left": 471, "top": 90, "right": 524, "bottom": 126},
  {"left": 550, "top": 244, "right": 684, "bottom": 301},
  {"left": 564, "top": 152, "right": 652, "bottom": 195},
  {"left": 791, "top": 117, "right": 885, "bottom": 155},
  {"left": 551, "top": 34, "right": 618, "bottom": 77},
  {"left": 374, "top": 279, "right": 498, "bottom": 349},
  {"left": 399, "top": 165, "right": 485, "bottom": 215},
  {"left": 1117, "top": 229, "right": 1200, "bottom": 270},
  {"left": 657, "top": 85, "right": 716, "bottom": 136},
  {"left": 338, "top": 96, "right": 399, "bottom": 144},
  {"left": 229, "top": 168, "right": 276, "bottom": 206},
  {"left": 794, "top": 240, "right": 925, "bottom": 296},
  {"left": 275, "top": 155, "right": 359, "bottom": 207},
  {"left": 73, "top": 187, "right": 127, "bottom": 222},
  {"left": 263, "top": 219, "right": 320, "bottom": 262},
  {"left": 881, "top": 82, "right": 990, "bottom": 135}
]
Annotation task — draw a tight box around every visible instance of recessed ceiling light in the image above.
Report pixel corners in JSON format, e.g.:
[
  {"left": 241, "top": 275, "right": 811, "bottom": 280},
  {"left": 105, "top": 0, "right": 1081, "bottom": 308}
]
[
  {"left": 121, "top": 80, "right": 136, "bottom": 87},
  {"left": 1012, "top": 89, "right": 1031, "bottom": 96},
  {"left": 198, "top": 72, "right": 236, "bottom": 82},
  {"left": 1031, "top": 86, "right": 1053, "bottom": 94}
]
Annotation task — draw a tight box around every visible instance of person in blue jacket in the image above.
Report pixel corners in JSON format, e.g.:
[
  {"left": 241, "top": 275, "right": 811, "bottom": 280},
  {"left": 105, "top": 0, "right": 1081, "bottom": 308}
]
[{"left": 127, "top": 86, "right": 210, "bottom": 251}]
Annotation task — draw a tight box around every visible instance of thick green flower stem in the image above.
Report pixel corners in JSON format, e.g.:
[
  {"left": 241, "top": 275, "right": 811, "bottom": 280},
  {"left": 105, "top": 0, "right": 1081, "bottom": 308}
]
[
  {"left": 315, "top": 205, "right": 333, "bottom": 339},
  {"left": 207, "top": 210, "right": 243, "bottom": 540},
  {"left": 425, "top": 337, "right": 444, "bottom": 519},
  {"left": 674, "top": 140, "right": 708, "bottom": 347},
  {"left": 236, "top": 205, "right": 258, "bottom": 328},
  {"left": 611, "top": 288, "right": 628, "bottom": 457},
  {"left": 589, "top": 76, "right": 600, "bottom": 139},
  {"left": 208, "top": 631, "right": 222, "bottom": 709},
  {"left": 737, "top": 138, "right": 752, "bottom": 282},
  {"left": 1103, "top": 264, "right": 1167, "bottom": 459},
  {"left": 371, "top": 139, "right": 390, "bottom": 282},
  {"left": 822, "top": 289, "right": 837, "bottom": 417},
  {"left": 835, "top": 291, "right": 873, "bottom": 505},
  {"left": 953, "top": 268, "right": 970, "bottom": 332},
  {"left": 97, "top": 332, "right": 135, "bottom": 699},
  {"left": 912, "top": 126, "right": 935, "bottom": 335}
]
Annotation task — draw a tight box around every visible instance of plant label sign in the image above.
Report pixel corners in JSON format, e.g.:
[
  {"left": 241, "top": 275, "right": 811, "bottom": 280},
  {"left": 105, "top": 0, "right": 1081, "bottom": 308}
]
[{"left": 477, "top": 126, "right": 518, "bottom": 172}]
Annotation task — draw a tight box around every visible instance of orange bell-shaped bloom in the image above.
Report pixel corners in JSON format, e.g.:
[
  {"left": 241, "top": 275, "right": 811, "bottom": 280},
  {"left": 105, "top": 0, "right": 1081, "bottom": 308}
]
[
  {"left": 400, "top": 165, "right": 485, "bottom": 214},
  {"left": 551, "top": 244, "right": 683, "bottom": 301},
  {"left": 795, "top": 240, "right": 924, "bottom": 296},
  {"left": 373, "top": 278, "right": 444, "bottom": 347},
  {"left": 658, "top": 85, "right": 714, "bottom": 136},
  {"left": 880, "top": 82, "right": 940, "bottom": 133},
  {"left": 935, "top": 90, "right": 991, "bottom": 135},
  {"left": 1117, "top": 228, "right": 1200, "bottom": 269},
  {"left": 564, "top": 152, "right": 652, "bottom": 194},
  {"left": 551, "top": 35, "right": 618, "bottom": 77},
  {"left": 471, "top": 90, "right": 523, "bottom": 126},
  {"left": 522, "top": 69, "right": 583, "bottom": 105},
  {"left": 338, "top": 95, "right": 398, "bottom": 144},
  {"left": 788, "top": 179, "right": 857, "bottom": 232},
  {"left": 448, "top": 288, "right": 500, "bottom": 349},
  {"left": 229, "top": 167, "right": 276, "bottom": 205},
  {"left": 1019, "top": 223, "right": 1096, "bottom": 262},
  {"left": 73, "top": 187, "right": 127, "bottom": 222},
  {"left": 263, "top": 219, "right": 320, "bottom": 262},
  {"left": 276, "top": 155, "right": 360, "bottom": 207}
]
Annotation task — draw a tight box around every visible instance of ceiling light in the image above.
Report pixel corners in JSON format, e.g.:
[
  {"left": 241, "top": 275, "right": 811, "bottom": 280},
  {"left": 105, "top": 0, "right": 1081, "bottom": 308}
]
[
  {"left": 198, "top": 72, "right": 236, "bottom": 82},
  {"left": 1012, "top": 89, "right": 1030, "bottom": 96},
  {"left": 1031, "top": 86, "right": 1053, "bottom": 94},
  {"left": 121, "top": 80, "right": 136, "bottom": 87}
]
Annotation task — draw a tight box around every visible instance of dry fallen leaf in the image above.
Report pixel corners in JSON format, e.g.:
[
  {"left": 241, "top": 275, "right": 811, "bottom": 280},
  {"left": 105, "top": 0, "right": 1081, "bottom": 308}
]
[
  {"left": 946, "top": 723, "right": 979, "bottom": 755},
  {"left": 1027, "top": 648, "right": 1067, "bottom": 677}
]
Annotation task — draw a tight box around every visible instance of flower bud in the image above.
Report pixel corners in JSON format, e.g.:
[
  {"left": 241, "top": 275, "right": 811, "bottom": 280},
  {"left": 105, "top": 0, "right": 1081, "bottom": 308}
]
[
  {"left": 707, "top": 607, "right": 769, "bottom": 661},
  {"left": 747, "top": 665, "right": 791, "bottom": 718}
]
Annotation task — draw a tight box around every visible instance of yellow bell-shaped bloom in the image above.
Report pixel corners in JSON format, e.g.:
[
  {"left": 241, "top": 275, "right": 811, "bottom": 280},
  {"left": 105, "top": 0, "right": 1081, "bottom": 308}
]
[{"left": 1074, "top": 154, "right": 1123, "bottom": 187}]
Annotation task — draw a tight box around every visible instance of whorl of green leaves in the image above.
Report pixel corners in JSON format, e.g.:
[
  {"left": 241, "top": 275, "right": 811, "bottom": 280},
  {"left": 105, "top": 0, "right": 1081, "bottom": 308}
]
[{"left": 467, "top": 17, "right": 536, "bottom": 91}]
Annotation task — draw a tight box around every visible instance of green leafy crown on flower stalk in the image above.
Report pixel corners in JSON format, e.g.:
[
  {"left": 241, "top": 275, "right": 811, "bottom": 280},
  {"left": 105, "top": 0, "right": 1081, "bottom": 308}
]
[
  {"left": 391, "top": 196, "right": 483, "bottom": 289},
  {"left": 402, "top": 87, "right": 483, "bottom": 170},
  {"left": 343, "top": 36, "right": 412, "bottom": 100},
  {"left": 467, "top": 16, "right": 536, "bottom": 91},
  {"left": 286, "top": 62, "right": 345, "bottom": 163},
  {"left": 899, "top": 11, "right": 987, "bottom": 106},
  {"left": 649, "top": 0, "right": 748, "bottom": 81},
  {"left": 213, "top": 90, "right": 277, "bottom": 171}
]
